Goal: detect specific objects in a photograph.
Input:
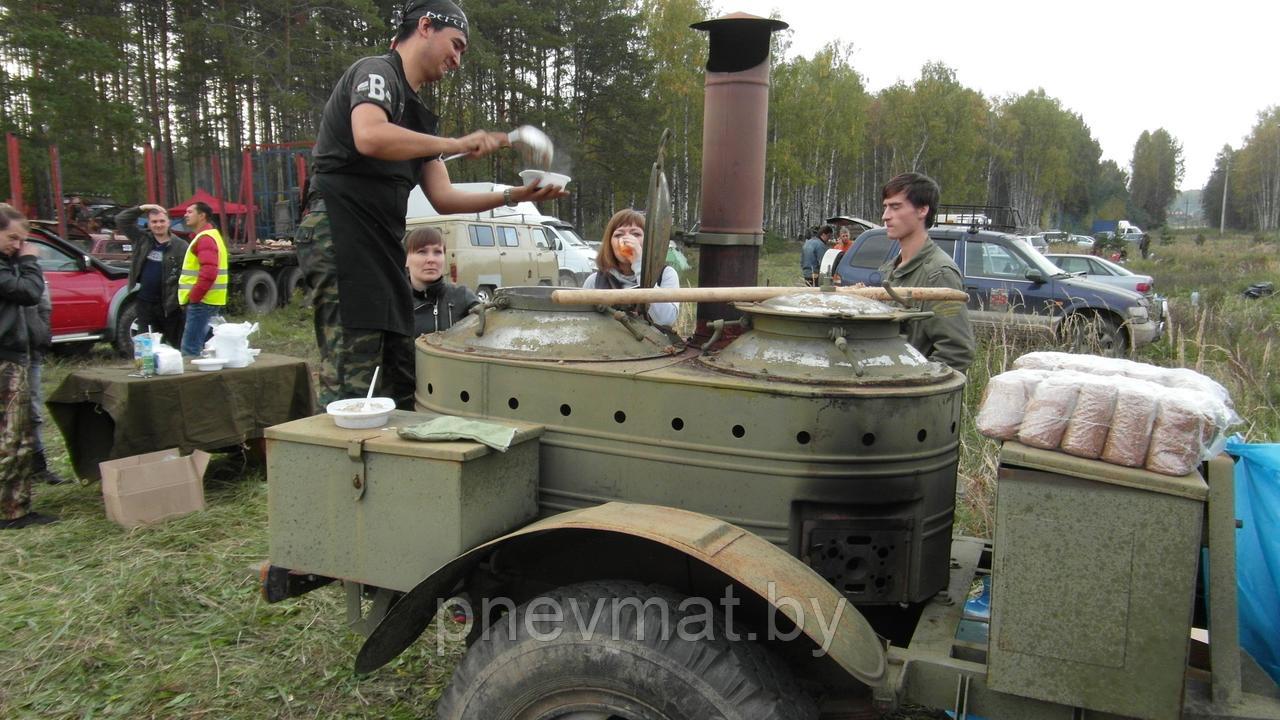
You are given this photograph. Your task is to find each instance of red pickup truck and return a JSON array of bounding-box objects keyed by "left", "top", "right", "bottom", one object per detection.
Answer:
[{"left": 25, "top": 224, "right": 135, "bottom": 355}]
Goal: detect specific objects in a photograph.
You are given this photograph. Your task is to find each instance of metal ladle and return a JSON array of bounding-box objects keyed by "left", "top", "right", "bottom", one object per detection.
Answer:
[{"left": 443, "top": 125, "right": 553, "bottom": 168}]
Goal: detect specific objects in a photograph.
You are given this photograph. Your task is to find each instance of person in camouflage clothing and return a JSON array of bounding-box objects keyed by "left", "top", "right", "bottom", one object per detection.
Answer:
[
  {"left": 0, "top": 208, "right": 55, "bottom": 529},
  {"left": 877, "top": 172, "right": 975, "bottom": 372}
]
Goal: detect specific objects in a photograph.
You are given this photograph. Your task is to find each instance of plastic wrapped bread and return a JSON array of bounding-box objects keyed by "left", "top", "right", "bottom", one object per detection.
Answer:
[
  {"left": 983, "top": 355, "right": 1240, "bottom": 475},
  {"left": 1017, "top": 375, "right": 1080, "bottom": 449},
  {"left": 1014, "top": 351, "right": 1164, "bottom": 383},
  {"left": 976, "top": 369, "right": 1047, "bottom": 440},
  {"left": 1060, "top": 378, "right": 1118, "bottom": 459},
  {"left": 1146, "top": 390, "right": 1214, "bottom": 476},
  {"left": 1014, "top": 352, "right": 1240, "bottom": 455},
  {"left": 1101, "top": 382, "right": 1160, "bottom": 467}
]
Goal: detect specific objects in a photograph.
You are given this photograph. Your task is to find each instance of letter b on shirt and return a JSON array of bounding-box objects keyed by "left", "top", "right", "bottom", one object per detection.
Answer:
[{"left": 357, "top": 73, "right": 387, "bottom": 102}]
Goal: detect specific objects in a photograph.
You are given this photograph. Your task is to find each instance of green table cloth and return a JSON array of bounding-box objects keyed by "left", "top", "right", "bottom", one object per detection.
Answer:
[{"left": 47, "top": 353, "right": 315, "bottom": 479}]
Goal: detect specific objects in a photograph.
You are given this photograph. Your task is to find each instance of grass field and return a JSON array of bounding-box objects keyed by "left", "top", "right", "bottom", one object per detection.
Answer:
[{"left": 2, "top": 229, "right": 1276, "bottom": 717}]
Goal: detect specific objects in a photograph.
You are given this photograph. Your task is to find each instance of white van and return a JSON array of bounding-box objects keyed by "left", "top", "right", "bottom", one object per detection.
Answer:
[
  {"left": 537, "top": 217, "right": 596, "bottom": 287},
  {"left": 406, "top": 184, "right": 597, "bottom": 288},
  {"left": 405, "top": 184, "right": 558, "bottom": 301}
]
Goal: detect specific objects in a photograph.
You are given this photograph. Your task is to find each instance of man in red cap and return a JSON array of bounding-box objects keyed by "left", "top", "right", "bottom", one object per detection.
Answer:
[{"left": 299, "top": 0, "right": 565, "bottom": 409}]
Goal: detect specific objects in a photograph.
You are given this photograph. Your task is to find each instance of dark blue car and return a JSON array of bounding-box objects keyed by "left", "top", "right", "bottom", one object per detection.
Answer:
[{"left": 833, "top": 226, "right": 1165, "bottom": 356}]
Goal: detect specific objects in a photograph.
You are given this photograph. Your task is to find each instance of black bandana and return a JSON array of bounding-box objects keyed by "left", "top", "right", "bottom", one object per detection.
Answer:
[{"left": 401, "top": 0, "right": 469, "bottom": 39}]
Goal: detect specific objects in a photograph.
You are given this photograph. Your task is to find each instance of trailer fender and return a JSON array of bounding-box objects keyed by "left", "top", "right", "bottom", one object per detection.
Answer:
[{"left": 355, "top": 502, "right": 886, "bottom": 687}]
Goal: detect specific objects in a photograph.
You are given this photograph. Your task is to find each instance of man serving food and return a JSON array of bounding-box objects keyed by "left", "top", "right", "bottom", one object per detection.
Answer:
[{"left": 299, "top": 0, "right": 566, "bottom": 408}]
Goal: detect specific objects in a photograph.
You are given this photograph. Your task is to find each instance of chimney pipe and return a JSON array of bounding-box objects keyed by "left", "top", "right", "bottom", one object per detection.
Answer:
[{"left": 691, "top": 12, "right": 787, "bottom": 343}]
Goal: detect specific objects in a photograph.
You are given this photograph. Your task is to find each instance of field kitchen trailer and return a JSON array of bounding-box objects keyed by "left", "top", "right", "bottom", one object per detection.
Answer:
[{"left": 260, "top": 12, "right": 1280, "bottom": 720}]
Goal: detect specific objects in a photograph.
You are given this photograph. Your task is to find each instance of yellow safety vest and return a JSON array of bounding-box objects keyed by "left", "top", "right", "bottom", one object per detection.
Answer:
[{"left": 178, "top": 228, "right": 229, "bottom": 306}]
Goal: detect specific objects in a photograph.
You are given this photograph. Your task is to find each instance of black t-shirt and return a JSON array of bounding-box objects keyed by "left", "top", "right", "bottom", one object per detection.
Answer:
[
  {"left": 312, "top": 52, "right": 440, "bottom": 335},
  {"left": 138, "top": 242, "right": 168, "bottom": 302}
]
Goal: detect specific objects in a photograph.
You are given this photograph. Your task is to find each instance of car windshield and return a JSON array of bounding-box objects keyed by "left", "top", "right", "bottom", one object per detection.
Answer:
[
  {"left": 1015, "top": 241, "right": 1070, "bottom": 276},
  {"left": 1090, "top": 256, "right": 1134, "bottom": 276},
  {"left": 556, "top": 228, "right": 589, "bottom": 247}
]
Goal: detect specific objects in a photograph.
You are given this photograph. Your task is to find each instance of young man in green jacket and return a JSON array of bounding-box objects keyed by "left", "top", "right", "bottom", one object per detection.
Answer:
[{"left": 877, "top": 172, "right": 975, "bottom": 371}]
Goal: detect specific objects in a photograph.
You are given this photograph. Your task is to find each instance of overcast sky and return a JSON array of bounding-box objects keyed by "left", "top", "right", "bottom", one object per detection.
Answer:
[{"left": 718, "top": 0, "right": 1277, "bottom": 191}]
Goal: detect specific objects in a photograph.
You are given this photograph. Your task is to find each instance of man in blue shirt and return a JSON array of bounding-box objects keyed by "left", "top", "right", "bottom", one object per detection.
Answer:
[
  {"left": 118, "top": 203, "right": 189, "bottom": 348},
  {"left": 801, "top": 225, "right": 832, "bottom": 285}
]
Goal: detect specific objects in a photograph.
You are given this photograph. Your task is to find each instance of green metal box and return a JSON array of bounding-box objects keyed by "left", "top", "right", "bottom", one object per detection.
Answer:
[
  {"left": 988, "top": 442, "right": 1208, "bottom": 720},
  {"left": 266, "top": 410, "right": 542, "bottom": 592}
]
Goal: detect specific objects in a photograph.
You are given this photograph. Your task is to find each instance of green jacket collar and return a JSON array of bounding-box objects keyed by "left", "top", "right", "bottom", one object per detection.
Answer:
[{"left": 891, "top": 237, "right": 940, "bottom": 277}]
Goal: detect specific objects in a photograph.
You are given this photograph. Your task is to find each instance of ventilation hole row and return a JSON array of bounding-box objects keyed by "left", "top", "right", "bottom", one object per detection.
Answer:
[{"left": 432, "top": 388, "right": 941, "bottom": 447}]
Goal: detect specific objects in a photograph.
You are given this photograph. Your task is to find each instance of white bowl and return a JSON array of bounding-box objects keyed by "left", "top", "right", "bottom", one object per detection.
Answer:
[
  {"left": 518, "top": 169, "right": 571, "bottom": 190},
  {"left": 192, "top": 357, "right": 228, "bottom": 372},
  {"left": 326, "top": 397, "right": 396, "bottom": 429}
]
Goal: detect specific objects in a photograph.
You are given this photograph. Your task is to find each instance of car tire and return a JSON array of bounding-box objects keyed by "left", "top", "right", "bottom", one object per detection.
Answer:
[
  {"left": 113, "top": 299, "right": 139, "bottom": 357},
  {"left": 475, "top": 285, "right": 496, "bottom": 304},
  {"left": 241, "top": 267, "right": 279, "bottom": 315},
  {"left": 558, "top": 270, "right": 579, "bottom": 287},
  {"left": 275, "top": 266, "right": 302, "bottom": 306},
  {"left": 436, "top": 580, "right": 818, "bottom": 720},
  {"left": 1062, "top": 312, "right": 1127, "bottom": 358}
]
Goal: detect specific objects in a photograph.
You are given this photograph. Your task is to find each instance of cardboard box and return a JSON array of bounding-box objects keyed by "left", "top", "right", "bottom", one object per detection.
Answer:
[{"left": 99, "top": 449, "right": 211, "bottom": 528}]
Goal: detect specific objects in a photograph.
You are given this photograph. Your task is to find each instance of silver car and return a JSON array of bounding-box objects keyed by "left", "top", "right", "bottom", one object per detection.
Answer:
[{"left": 1045, "top": 253, "right": 1154, "bottom": 295}]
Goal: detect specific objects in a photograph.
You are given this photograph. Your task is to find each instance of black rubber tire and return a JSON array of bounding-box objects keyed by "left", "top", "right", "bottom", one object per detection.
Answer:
[
  {"left": 558, "top": 271, "right": 579, "bottom": 288},
  {"left": 475, "top": 285, "right": 496, "bottom": 304},
  {"left": 436, "top": 580, "right": 818, "bottom": 720},
  {"left": 1062, "top": 312, "right": 1128, "bottom": 357},
  {"left": 113, "top": 299, "right": 138, "bottom": 357},
  {"left": 275, "top": 266, "right": 302, "bottom": 306},
  {"left": 240, "top": 267, "right": 279, "bottom": 315}
]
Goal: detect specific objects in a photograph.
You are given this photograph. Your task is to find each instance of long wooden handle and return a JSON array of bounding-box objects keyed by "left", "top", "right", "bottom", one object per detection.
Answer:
[{"left": 551, "top": 285, "right": 968, "bottom": 305}]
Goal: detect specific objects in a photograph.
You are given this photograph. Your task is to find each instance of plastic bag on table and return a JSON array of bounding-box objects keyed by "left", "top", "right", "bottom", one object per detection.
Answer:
[{"left": 153, "top": 344, "right": 184, "bottom": 375}]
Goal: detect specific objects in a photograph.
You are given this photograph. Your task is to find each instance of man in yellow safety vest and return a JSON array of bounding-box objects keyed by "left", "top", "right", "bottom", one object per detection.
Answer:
[{"left": 177, "top": 201, "right": 228, "bottom": 357}]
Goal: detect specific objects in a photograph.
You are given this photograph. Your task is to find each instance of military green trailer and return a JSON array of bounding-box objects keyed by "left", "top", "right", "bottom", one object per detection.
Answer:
[{"left": 261, "top": 10, "right": 1280, "bottom": 720}]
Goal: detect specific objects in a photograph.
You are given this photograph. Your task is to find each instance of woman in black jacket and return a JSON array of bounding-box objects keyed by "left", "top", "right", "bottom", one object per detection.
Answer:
[{"left": 405, "top": 226, "right": 479, "bottom": 335}]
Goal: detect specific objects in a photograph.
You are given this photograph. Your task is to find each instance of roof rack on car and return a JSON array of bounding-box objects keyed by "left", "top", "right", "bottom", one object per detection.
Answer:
[{"left": 934, "top": 204, "right": 1024, "bottom": 234}]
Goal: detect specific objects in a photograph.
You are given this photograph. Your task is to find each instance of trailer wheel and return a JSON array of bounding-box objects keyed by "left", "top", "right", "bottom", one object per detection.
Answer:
[
  {"left": 241, "top": 268, "right": 279, "bottom": 315},
  {"left": 558, "top": 270, "right": 579, "bottom": 287},
  {"left": 475, "top": 285, "right": 496, "bottom": 304},
  {"left": 113, "top": 299, "right": 138, "bottom": 357},
  {"left": 436, "top": 580, "right": 817, "bottom": 720},
  {"left": 275, "top": 266, "right": 302, "bottom": 306}
]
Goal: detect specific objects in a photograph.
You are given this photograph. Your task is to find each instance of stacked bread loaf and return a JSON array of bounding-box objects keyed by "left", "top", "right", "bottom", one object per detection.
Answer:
[{"left": 976, "top": 352, "right": 1238, "bottom": 476}]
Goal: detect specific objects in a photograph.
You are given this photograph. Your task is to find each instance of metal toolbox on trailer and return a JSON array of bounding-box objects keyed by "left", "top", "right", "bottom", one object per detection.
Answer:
[
  {"left": 989, "top": 441, "right": 1209, "bottom": 720},
  {"left": 266, "top": 410, "right": 542, "bottom": 593}
]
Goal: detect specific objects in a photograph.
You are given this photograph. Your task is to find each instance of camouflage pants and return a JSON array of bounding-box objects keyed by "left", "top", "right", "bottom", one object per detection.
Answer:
[
  {"left": 0, "top": 360, "right": 35, "bottom": 520},
  {"left": 296, "top": 211, "right": 415, "bottom": 409}
]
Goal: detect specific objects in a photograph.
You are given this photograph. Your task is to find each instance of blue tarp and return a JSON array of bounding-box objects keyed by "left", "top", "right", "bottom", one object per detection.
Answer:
[{"left": 1226, "top": 438, "right": 1280, "bottom": 684}]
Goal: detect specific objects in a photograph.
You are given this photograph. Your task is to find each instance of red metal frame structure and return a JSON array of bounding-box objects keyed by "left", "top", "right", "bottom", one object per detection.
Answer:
[
  {"left": 6, "top": 132, "right": 23, "bottom": 211},
  {"left": 8, "top": 134, "right": 305, "bottom": 250}
]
